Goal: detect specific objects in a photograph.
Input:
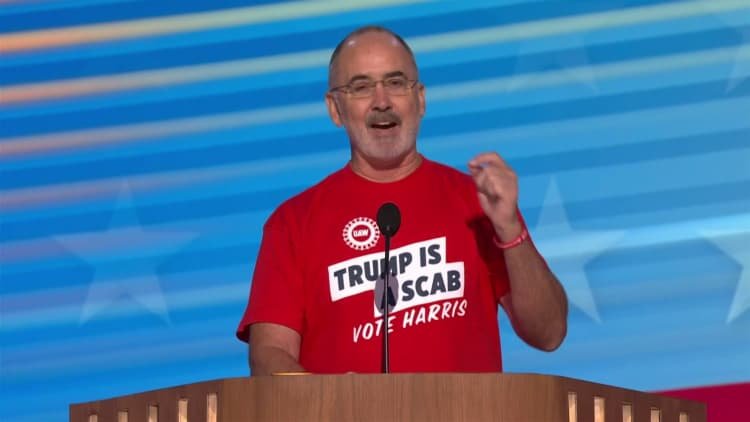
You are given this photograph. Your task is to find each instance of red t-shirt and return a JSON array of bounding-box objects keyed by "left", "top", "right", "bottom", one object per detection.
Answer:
[{"left": 237, "top": 158, "right": 525, "bottom": 373}]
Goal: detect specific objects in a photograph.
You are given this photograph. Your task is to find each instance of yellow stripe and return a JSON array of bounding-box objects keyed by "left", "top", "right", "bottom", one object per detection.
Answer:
[
  {"left": 0, "top": 0, "right": 424, "bottom": 53},
  {"left": 2, "top": 0, "right": 747, "bottom": 105},
  {"left": 1, "top": 45, "right": 746, "bottom": 160},
  {"left": 0, "top": 49, "right": 331, "bottom": 104},
  {"left": 0, "top": 149, "right": 347, "bottom": 212},
  {"left": 0, "top": 102, "right": 326, "bottom": 158}
]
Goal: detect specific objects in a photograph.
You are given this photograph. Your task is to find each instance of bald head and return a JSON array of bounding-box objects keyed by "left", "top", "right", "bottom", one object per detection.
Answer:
[{"left": 328, "top": 26, "right": 418, "bottom": 88}]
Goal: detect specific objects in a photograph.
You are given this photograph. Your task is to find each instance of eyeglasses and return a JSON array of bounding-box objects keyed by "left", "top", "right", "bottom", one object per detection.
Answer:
[{"left": 329, "top": 76, "right": 419, "bottom": 98}]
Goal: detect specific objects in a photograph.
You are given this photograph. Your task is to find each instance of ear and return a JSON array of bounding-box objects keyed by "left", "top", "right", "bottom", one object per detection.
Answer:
[
  {"left": 417, "top": 83, "right": 426, "bottom": 117},
  {"left": 325, "top": 93, "right": 344, "bottom": 127}
]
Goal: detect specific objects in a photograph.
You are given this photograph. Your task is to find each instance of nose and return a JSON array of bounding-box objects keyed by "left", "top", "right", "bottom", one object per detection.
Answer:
[{"left": 370, "top": 81, "right": 392, "bottom": 111}]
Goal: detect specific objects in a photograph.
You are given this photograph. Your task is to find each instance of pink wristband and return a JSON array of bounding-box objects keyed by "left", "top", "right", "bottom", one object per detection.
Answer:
[{"left": 493, "top": 227, "right": 529, "bottom": 250}]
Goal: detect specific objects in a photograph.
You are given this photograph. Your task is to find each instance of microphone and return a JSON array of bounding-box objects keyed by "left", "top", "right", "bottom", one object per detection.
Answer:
[
  {"left": 377, "top": 202, "right": 401, "bottom": 237},
  {"left": 376, "top": 202, "right": 400, "bottom": 373}
]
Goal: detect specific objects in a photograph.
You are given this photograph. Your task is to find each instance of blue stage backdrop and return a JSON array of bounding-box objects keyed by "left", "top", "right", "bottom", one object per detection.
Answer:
[{"left": 1, "top": 1, "right": 749, "bottom": 421}]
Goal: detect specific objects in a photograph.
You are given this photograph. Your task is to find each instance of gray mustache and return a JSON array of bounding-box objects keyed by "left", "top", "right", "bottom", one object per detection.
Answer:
[{"left": 366, "top": 111, "right": 402, "bottom": 126}]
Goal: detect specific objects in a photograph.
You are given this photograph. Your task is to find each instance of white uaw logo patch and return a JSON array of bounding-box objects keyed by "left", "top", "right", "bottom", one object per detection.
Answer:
[{"left": 342, "top": 217, "right": 380, "bottom": 251}]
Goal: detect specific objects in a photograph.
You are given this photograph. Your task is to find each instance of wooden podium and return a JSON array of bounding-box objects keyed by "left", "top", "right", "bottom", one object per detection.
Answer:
[{"left": 70, "top": 373, "right": 706, "bottom": 421}]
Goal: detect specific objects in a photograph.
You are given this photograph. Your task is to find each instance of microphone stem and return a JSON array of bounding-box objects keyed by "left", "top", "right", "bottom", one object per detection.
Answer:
[{"left": 382, "top": 235, "right": 391, "bottom": 374}]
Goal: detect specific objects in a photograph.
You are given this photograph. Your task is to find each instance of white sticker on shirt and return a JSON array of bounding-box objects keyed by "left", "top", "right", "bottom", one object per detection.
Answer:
[{"left": 328, "top": 237, "right": 465, "bottom": 317}]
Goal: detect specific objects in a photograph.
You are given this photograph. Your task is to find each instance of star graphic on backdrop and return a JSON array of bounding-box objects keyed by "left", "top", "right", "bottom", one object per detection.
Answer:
[
  {"left": 55, "top": 184, "right": 195, "bottom": 324},
  {"left": 531, "top": 180, "right": 625, "bottom": 323},
  {"left": 509, "top": 31, "right": 599, "bottom": 93},
  {"left": 698, "top": 0, "right": 750, "bottom": 92},
  {"left": 701, "top": 227, "right": 750, "bottom": 323},
  {"left": 726, "top": 27, "right": 750, "bottom": 93}
]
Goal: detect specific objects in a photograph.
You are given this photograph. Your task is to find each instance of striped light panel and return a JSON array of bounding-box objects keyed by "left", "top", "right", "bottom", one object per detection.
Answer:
[{"left": 1, "top": 1, "right": 749, "bottom": 421}]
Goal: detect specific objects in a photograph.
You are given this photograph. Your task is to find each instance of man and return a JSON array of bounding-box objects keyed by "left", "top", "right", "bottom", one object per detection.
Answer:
[{"left": 236, "top": 26, "right": 568, "bottom": 375}]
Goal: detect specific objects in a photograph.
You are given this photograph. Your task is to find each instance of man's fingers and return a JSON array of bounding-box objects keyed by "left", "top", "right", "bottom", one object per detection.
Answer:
[
  {"left": 469, "top": 152, "right": 508, "bottom": 170},
  {"left": 469, "top": 151, "right": 519, "bottom": 206},
  {"left": 473, "top": 169, "right": 504, "bottom": 201},
  {"left": 468, "top": 162, "right": 483, "bottom": 178}
]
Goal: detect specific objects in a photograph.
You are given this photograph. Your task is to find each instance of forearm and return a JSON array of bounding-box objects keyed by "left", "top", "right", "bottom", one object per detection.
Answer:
[
  {"left": 249, "top": 344, "right": 306, "bottom": 376},
  {"left": 467, "top": 152, "right": 567, "bottom": 350},
  {"left": 502, "top": 232, "right": 568, "bottom": 351}
]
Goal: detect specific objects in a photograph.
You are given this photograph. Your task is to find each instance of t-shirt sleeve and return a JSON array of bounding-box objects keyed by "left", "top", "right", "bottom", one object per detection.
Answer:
[{"left": 235, "top": 213, "right": 305, "bottom": 342}]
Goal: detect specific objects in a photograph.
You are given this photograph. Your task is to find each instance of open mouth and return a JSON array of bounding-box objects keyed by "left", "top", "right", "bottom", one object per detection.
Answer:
[
  {"left": 367, "top": 111, "right": 402, "bottom": 133},
  {"left": 370, "top": 122, "right": 398, "bottom": 130}
]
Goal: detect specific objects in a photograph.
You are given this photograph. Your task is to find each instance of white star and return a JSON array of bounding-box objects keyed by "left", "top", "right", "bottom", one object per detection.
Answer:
[
  {"left": 55, "top": 183, "right": 195, "bottom": 324},
  {"left": 701, "top": 227, "right": 750, "bottom": 323},
  {"left": 531, "top": 179, "right": 625, "bottom": 323}
]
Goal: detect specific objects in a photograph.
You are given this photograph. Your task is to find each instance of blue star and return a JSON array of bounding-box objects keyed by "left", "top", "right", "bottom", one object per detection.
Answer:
[
  {"left": 531, "top": 180, "right": 625, "bottom": 323},
  {"left": 726, "top": 27, "right": 750, "bottom": 93},
  {"left": 702, "top": 225, "right": 750, "bottom": 323},
  {"left": 698, "top": 0, "right": 750, "bottom": 92},
  {"left": 509, "top": 31, "right": 599, "bottom": 93},
  {"left": 55, "top": 184, "right": 195, "bottom": 324}
]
